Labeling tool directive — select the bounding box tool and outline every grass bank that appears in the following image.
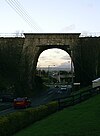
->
[14,94,100,136]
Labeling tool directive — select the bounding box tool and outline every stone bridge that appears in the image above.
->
[0,33,100,95]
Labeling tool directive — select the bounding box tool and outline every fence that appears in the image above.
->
[57,86,100,110]
[0,33,25,37]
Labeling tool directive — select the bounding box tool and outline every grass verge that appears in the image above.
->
[14,94,100,136]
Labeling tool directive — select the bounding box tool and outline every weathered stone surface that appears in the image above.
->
[0,33,100,95]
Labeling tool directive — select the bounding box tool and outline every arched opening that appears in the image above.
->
[20,33,82,96]
[36,48,74,90]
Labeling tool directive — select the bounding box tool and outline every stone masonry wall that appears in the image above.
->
[0,37,24,94]
[0,34,100,95]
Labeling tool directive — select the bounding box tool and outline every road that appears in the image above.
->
[0,86,71,116]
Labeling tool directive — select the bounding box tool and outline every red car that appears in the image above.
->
[13,97,31,109]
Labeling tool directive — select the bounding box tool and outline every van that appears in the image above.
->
[92,78,100,88]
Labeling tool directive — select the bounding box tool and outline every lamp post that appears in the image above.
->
[48,65,55,84]
[71,50,74,91]
[67,47,74,91]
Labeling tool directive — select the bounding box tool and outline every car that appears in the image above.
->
[55,85,59,88]
[13,97,31,109]
[60,85,67,91]
[57,90,62,94]
[1,94,15,102]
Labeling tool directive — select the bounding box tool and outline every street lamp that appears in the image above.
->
[71,50,74,91]
[48,65,55,84]
[67,47,74,91]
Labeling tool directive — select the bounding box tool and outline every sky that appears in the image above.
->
[0,0,100,68]
[37,48,71,69]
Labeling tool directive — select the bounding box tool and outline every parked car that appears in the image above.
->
[0,94,15,102]
[13,97,31,109]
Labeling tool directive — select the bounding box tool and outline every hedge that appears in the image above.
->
[0,101,58,136]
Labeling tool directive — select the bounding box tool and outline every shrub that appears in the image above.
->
[46,101,59,114]
[0,101,58,136]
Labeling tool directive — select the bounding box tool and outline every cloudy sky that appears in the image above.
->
[37,48,71,68]
[1,0,100,33]
[0,0,100,68]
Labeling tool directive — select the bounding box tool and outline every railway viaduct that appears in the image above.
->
[0,33,100,95]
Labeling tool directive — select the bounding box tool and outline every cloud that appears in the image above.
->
[37,48,72,68]
[60,55,71,60]
[58,62,71,68]
[60,24,75,33]
[39,56,46,60]
[53,50,61,54]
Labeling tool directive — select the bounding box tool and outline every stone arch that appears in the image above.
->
[0,33,100,96]
[20,33,80,91]
[19,33,100,92]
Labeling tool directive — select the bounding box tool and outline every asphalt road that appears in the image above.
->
[0,86,71,116]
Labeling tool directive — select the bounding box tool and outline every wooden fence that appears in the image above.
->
[57,86,100,110]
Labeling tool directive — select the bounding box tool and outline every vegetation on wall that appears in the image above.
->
[0,38,24,95]
[75,37,100,86]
